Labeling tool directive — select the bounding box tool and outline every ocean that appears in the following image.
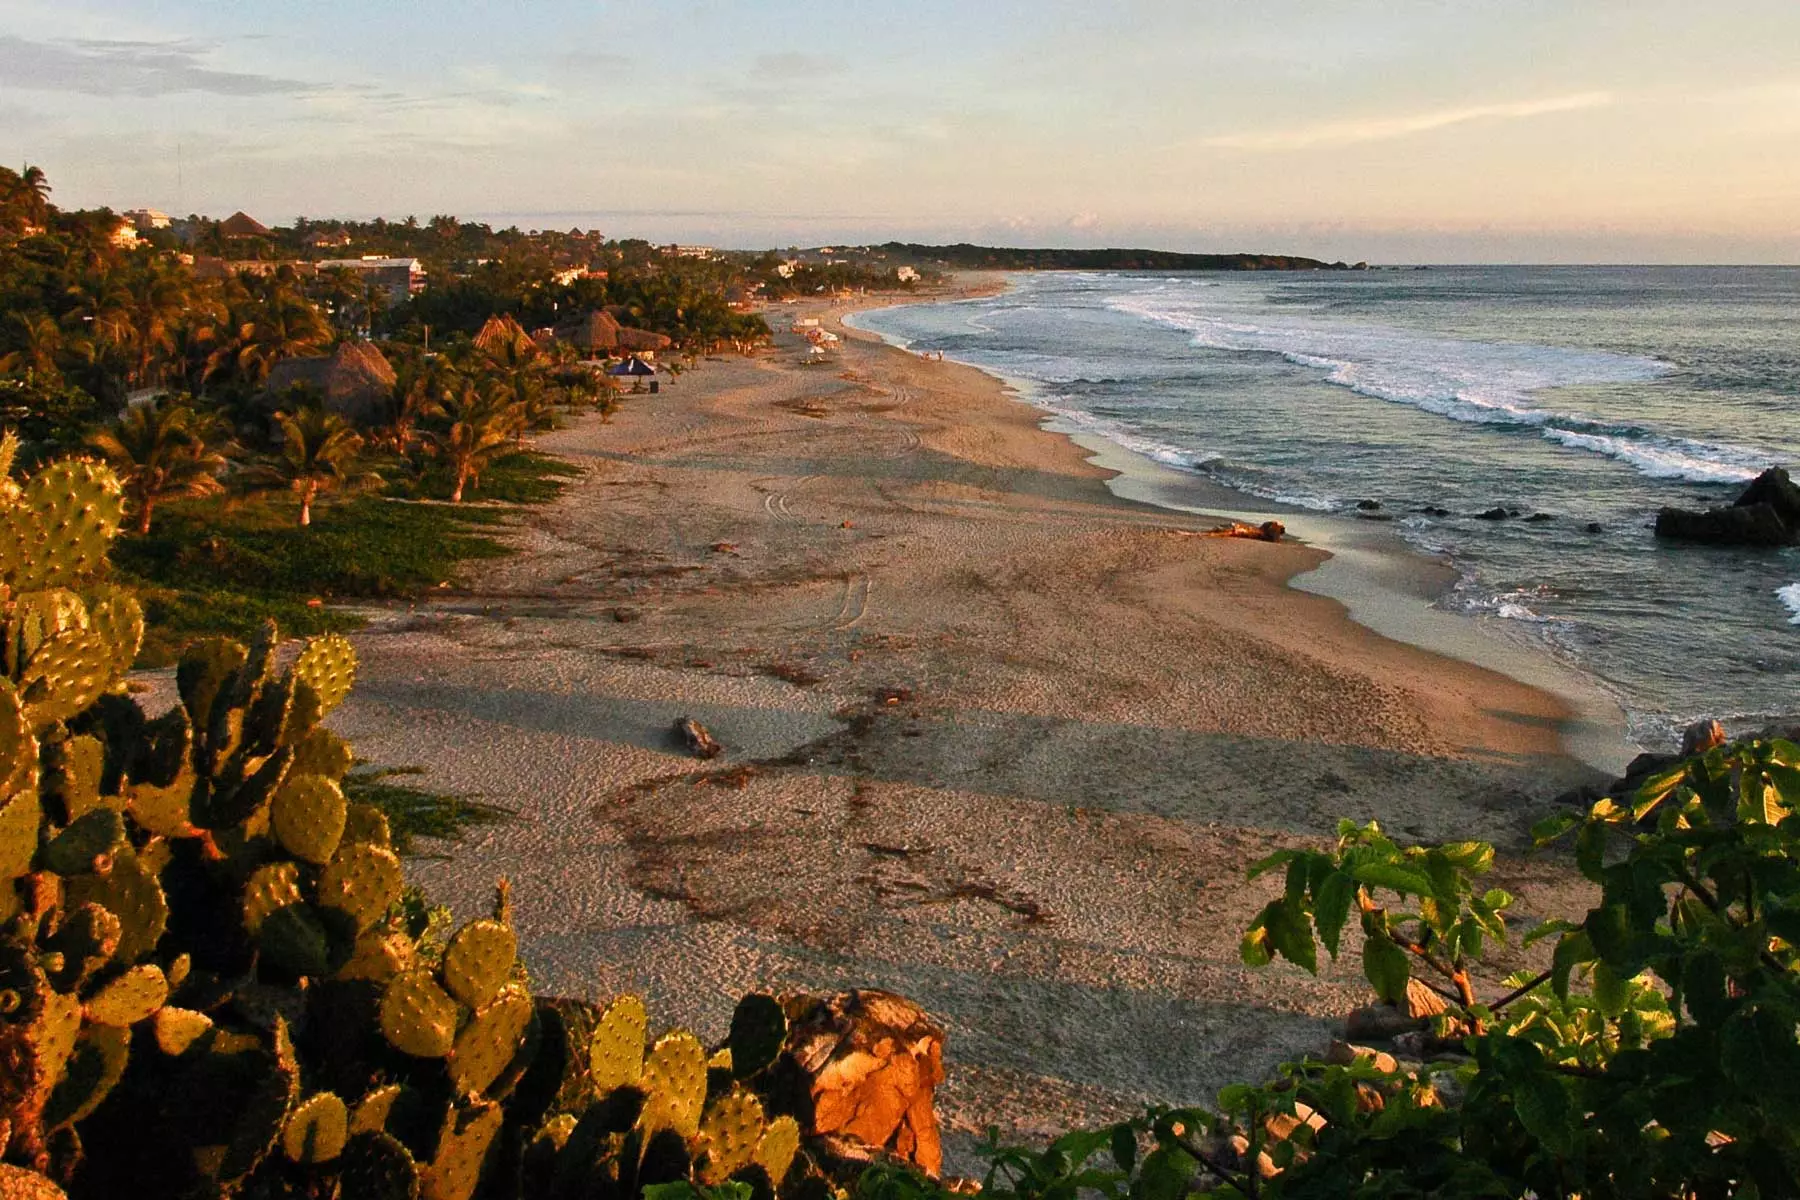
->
[848,267,1800,750]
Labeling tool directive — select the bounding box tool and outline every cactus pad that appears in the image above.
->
[177,638,248,733]
[589,993,649,1092]
[698,1088,766,1184]
[0,787,40,883]
[83,963,168,1026]
[319,842,404,931]
[283,1091,350,1164]
[640,1031,707,1137]
[64,845,167,961]
[41,805,126,875]
[45,1022,130,1128]
[43,733,105,824]
[257,902,337,979]
[340,1130,421,1200]
[294,634,357,717]
[244,862,304,933]
[342,802,393,849]
[87,590,144,680]
[0,680,36,801]
[270,772,347,865]
[381,970,459,1059]
[350,1083,403,1135]
[1,458,125,591]
[754,1114,801,1182]
[153,1006,213,1055]
[291,726,355,781]
[442,918,516,1010]
[20,628,113,727]
[127,767,198,838]
[337,931,415,984]
[48,903,122,990]
[421,1100,502,1200]
[449,989,534,1097]
[728,992,788,1079]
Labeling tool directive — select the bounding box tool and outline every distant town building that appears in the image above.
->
[664,244,715,259]
[109,219,140,249]
[192,257,314,281]
[775,260,799,279]
[895,266,920,283]
[219,211,273,239]
[315,256,427,304]
[124,208,171,231]
[303,229,353,249]
[550,266,592,287]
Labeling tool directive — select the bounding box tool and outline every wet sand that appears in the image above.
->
[325,283,1602,1164]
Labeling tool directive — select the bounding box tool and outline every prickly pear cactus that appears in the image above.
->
[0,453,854,1200]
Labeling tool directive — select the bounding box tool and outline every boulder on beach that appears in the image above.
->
[779,990,946,1177]
[1655,467,1800,546]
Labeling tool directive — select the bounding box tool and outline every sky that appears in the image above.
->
[3,0,1798,263]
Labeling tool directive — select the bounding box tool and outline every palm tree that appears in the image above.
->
[231,284,333,385]
[0,312,67,381]
[434,385,519,503]
[248,407,368,526]
[384,359,451,454]
[119,256,195,388]
[88,402,228,533]
[18,166,51,228]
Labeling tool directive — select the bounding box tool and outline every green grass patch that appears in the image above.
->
[344,766,514,855]
[389,449,583,505]
[115,492,515,665]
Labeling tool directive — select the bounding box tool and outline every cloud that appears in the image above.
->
[0,35,317,97]
[1067,211,1100,229]
[1203,91,1615,151]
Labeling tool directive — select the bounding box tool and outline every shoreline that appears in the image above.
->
[323,295,1606,1163]
[840,278,1633,774]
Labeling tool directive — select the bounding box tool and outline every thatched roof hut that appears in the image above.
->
[553,310,622,353]
[220,211,272,239]
[265,341,396,425]
[614,326,673,353]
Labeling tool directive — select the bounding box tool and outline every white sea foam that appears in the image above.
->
[1779,583,1800,625]
[1103,288,1771,485]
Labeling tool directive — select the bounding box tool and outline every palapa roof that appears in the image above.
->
[265,341,396,425]
[553,310,622,352]
[220,211,273,239]
[614,326,673,352]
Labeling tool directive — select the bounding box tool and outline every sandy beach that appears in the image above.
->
[325,281,1603,1165]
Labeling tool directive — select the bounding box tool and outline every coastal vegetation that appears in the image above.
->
[0,165,771,663]
[3,450,1799,1198]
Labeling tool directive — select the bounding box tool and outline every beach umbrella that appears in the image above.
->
[607,356,657,378]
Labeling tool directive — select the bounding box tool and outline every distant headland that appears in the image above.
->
[875,242,1365,271]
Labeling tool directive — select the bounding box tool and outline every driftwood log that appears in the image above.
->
[673,716,722,759]
[778,990,946,1177]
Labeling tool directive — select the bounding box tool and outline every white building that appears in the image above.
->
[124,208,172,231]
[896,266,920,283]
[315,256,427,305]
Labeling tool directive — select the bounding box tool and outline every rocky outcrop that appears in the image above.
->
[1655,467,1800,546]
[778,990,946,1177]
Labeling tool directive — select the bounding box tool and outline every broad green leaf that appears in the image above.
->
[1353,862,1435,897]
[1312,870,1355,959]
[1592,962,1629,1016]
[1439,841,1495,873]
[1363,931,1410,1003]
[1575,820,1607,879]
[1530,811,1581,845]
[1511,1072,1574,1154]
[1247,849,1300,879]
